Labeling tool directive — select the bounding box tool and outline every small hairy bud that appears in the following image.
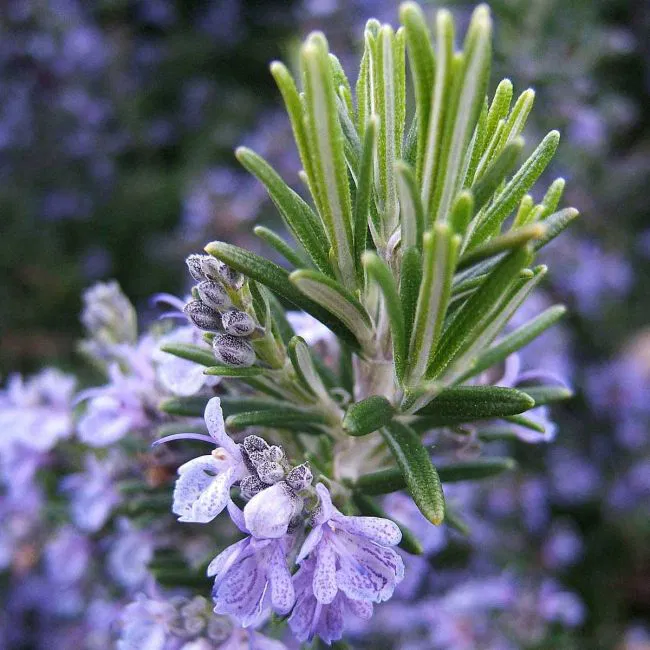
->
[243,435,269,455]
[215,260,245,290]
[221,309,256,337]
[200,256,224,283]
[239,474,265,500]
[197,280,231,311]
[257,460,286,485]
[186,254,207,282]
[285,463,313,492]
[267,445,284,463]
[183,300,222,331]
[212,334,255,367]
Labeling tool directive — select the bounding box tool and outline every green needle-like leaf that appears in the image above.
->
[540,178,566,218]
[381,421,445,524]
[226,408,330,431]
[400,2,435,181]
[414,385,535,425]
[354,116,377,280]
[159,396,210,417]
[363,252,407,380]
[421,9,454,218]
[290,269,374,352]
[460,304,567,381]
[471,137,524,212]
[288,335,331,401]
[343,395,395,437]
[407,225,460,384]
[520,384,573,405]
[159,342,215,367]
[400,245,423,349]
[534,208,579,250]
[253,225,311,269]
[203,366,264,378]
[236,147,331,274]
[484,78,513,147]
[301,33,356,288]
[457,223,546,271]
[433,5,492,225]
[469,130,560,247]
[426,246,531,381]
[396,161,425,250]
[355,456,516,495]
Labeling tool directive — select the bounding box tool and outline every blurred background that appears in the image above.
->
[0,0,649,647]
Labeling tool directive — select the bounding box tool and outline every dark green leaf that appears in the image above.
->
[414,385,535,425]
[343,396,395,437]
[380,421,445,524]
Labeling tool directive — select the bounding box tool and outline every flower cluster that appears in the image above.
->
[166,396,404,643]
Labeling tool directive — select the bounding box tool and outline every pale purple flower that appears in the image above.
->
[169,397,247,523]
[0,368,76,454]
[61,452,121,532]
[209,502,295,627]
[288,484,403,643]
[108,518,156,590]
[76,363,153,446]
[44,525,91,586]
[288,555,374,644]
[80,280,137,349]
[153,326,220,396]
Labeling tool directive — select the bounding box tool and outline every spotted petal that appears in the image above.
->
[172,456,239,523]
[335,514,402,546]
[313,540,338,604]
[205,397,240,457]
[267,542,296,614]
[213,553,269,627]
[335,531,404,602]
[207,538,249,578]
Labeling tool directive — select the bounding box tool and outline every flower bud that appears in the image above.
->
[215,261,245,290]
[186,254,208,282]
[239,474,265,500]
[199,256,224,283]
[257,460,285,485]
[197,281,231,311]
[221,309,256,337]
[183,300,222,331]
[285,463,313,492]
[243,435,269,456]
[212,334,255,367]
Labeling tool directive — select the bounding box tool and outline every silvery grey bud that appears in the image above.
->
[215,261,245,290]
[186,255,208,282]
[213,334,255,367]
[197,280,231,311]
[243,435,269,455]
[183,300,222,331]
[285,463,313,492]
[257,461,286,485]
[267,445,284,463]
[222,309,256,337]
[239,474,265,500]
[199,256,224,283]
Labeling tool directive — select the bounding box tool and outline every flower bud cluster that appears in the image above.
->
[239,434,314,530]
[183,254,257,367]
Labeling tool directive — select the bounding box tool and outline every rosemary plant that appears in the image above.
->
[158,2,578,645]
